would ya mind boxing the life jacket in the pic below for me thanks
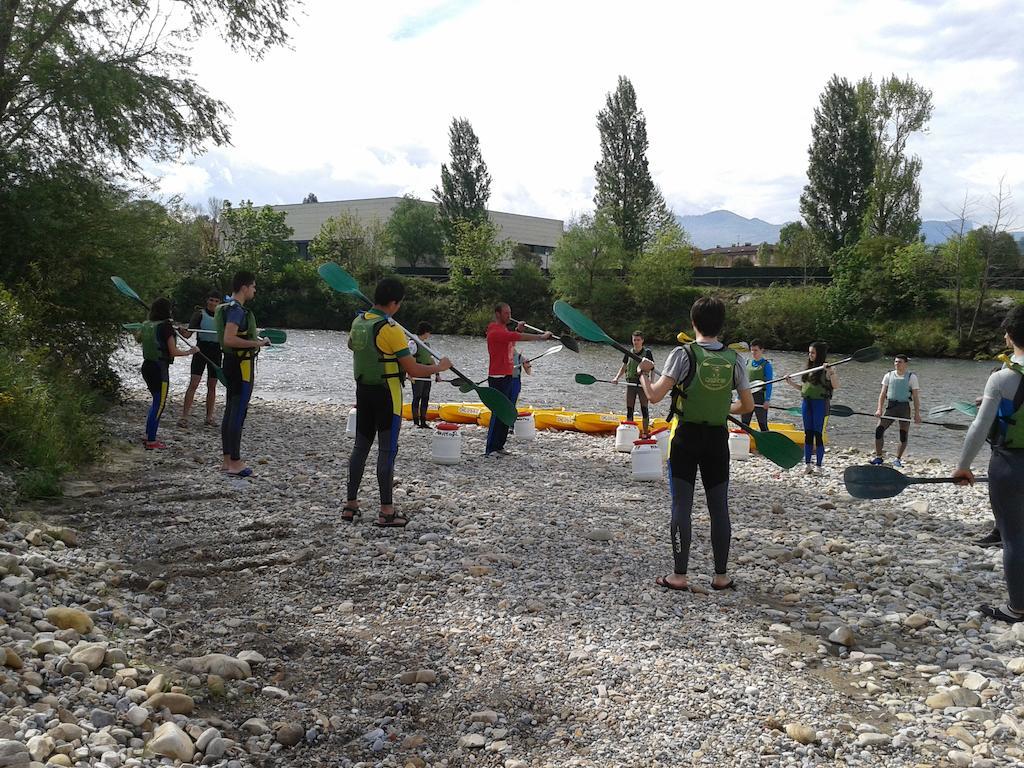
[414,341,433,366]
[669,344,737,427]
[988,360,1024,450]
[350,310,404,386]
[141,320,171,363]
[746,358,767,383]
[801,368,833,400]
[197,308,217,344]
[626,348,653,382]
[886,371,913,403]
[215,300,258,359]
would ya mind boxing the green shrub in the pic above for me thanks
[872,317,954,358]
[732,286,830,348]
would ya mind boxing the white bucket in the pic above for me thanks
[615,422,640,453]
[631,439,662,480]
[513,411,536,441]
[432,423,461,464]
[652,426,670,460]
[729,429,750,461]
[345,407,357,437]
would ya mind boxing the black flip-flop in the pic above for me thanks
[374,513,410,528]
[711,579,737,591]
[341,505,361,523]
[980,604,1024,623]
[655,574,694,592]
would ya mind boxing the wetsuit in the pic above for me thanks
[957,356,1024,615]
[663,342,750,577]
[624,348,654,433]
[801,370,832,467]
[346,309,410,506]
[742,357,773,431]
[485,321,524,455]
[188,308,222,380]
[409,338,433,426]
[141,320,174,441]
[219,302,256,462]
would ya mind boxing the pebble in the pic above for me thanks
[784,723,818,744]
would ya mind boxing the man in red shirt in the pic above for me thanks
[486,303,551,456]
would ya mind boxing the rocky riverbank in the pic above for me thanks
[4,396,1023,767]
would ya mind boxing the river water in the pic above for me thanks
[117,329,999,464]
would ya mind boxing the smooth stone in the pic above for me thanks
[459,734,486,749]
[261,686,289,699]
[204,737,227,759]
[175,653,251,681]
[195,728,220,752]
[146,722,194,761]
[903,613,930,629]
[584,528,613,541]
[828,625,856,647]
[68,641,107,670]
[785,723,818,744]
[856,732,891,747]
[144,692,195,715]
[125,706,148,727]
[470,710,499,725]
[1008,657,1024,675]
[26,735,54,762]
[276,723,304,747]
[44,607,93,634]
[236,650,265,665]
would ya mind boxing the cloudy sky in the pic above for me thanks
[157,0,1024,227]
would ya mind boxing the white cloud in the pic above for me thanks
[157,164,211,197]
[155,0,1024,225]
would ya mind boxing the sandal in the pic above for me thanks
[341,504,361,522]
[374,513,410,528]
[980,604,1024,623]
[655,574,694,592]
[711,579,737,591]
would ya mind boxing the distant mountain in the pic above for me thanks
[676,210,786,249]
[920,219,979,245]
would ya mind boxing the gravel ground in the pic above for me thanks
[4,395,1024,768]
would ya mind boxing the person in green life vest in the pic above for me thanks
[612,331,654,435]
[179,290,224,427]
[639,297,755,593]
[343,278,452,527]
[216,271,271,477]
[741,339,772,431]
[408,321,440,428]
[139,297,197,450]
[870,354,922,468]
[784,342,839,475]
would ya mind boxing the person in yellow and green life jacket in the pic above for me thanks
[784,342,839,475]
[741,339,773,431]
[138,298,197,450]
[407,321,441,428]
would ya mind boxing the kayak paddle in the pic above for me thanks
[575,373,625,386]
[450,345,564,392]
[511,317,579,353]
[110,277,228,385]
[318,263,518,428]
[844,465,988,500]
[552,300,803,469]
[187,327,287,344]
[750,346,882,392]
[758,403,967,430]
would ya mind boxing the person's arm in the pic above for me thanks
[611,362,626,383]
[181,311,201,339]
[523,359,532,375]
[164,325,196,357]
[399,355,451,378]
[640,372,676,404]
[875,376,888,417]
[224,322,270,350]
[828,366,839,392]
[955,373,1004,476]
[911,377,922,423]
[731,389,755,415]
[639,348,682,404]
[785,375,801,391]
[730,357,753,414]
[763,360,773,403]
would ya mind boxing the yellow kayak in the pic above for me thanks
[574,412,624,434]
[746,422,828,448]
[478,407,537,428]
[437,403,489,424]
[401,402,440,421]
[534,409,578,431]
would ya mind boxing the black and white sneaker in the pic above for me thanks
[975,528,1002,548]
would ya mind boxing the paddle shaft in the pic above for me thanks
[119,291,227,374]
[751,356,852,391]
[907,476,989,486]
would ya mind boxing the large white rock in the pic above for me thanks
[68,642,108,671]
[146,722,194,761]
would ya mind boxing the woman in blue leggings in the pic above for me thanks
[785,342,839,474]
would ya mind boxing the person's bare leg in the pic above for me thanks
[204,379,217,425]
[181,374,201,423]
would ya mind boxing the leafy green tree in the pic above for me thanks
[433,117,492,244]
[385,195,443,268]
[594,76,656,257]
[444,218,504,309]
[828,235,941,320]
[309,211,391,287]
[0,0,294,176]
[505,261,553,328]
[549,212,626,309]
[968,227,1021,273]
[629,225,695,320]
[891,240,945,314]
[799,75,875,254]
[219,200,295,274]
[302,192,319,203]
[860,75,933,242]
[774,221,827,281]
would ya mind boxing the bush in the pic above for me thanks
[871,317,952,358]
[732,286,830,348]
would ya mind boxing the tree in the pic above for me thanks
[0,0,294,177]
[303,193,319,204]
[219,200,295,276]
[937,191,981,343]
[629,224,694,311]
[967,178,1019,340]
[594,76,657,258]
[385,195,443,268]
[310,211,391,287]
[860,75,933,242]
[433,117,492,244]
[549,212,626,310]
[799,75,875,254]
[774,222,827,282]
[445,219,504,309]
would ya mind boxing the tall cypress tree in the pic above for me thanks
[594,76,656,258]
[799,75,875,254]
[433,117,492,245]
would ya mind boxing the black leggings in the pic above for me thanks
[347,383,401,506]
[221,354,254,461]
[141,360,169,441]
[668,422,731,575]
[411,380,431,425]
[742,389,768,431]
[626,383,650,431]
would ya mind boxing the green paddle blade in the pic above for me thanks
[843,465,911,499]
[851,346,882,363]
[747,428,804,469]
[111,276,145,306]
[575,373,598,385]
[552,300,614,344]
[259,329,287,344]
[318,262,371,304]
[953,400,978,417]
[477,385,518,427]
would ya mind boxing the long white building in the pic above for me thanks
[269,197,564,269]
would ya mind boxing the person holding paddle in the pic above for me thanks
[638,297,754,593]
[785,342,838,475]
[741,339,772,431]
[407,321,440,429]
[952,306,1024,623]
[179,290,224,428]
[216,271,271,477]
[485,303,551,457]
[343,278,451,527]
[611,330,654,435]
[138,298,198,449]
[870,354,921,468]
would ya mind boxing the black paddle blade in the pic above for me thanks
[852,346,883,363]
[844,465,909,499]
[559,334,580,353]
[827,404,855,417]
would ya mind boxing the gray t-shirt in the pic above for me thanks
[957,356,1024,470]
[661,341,750,393]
